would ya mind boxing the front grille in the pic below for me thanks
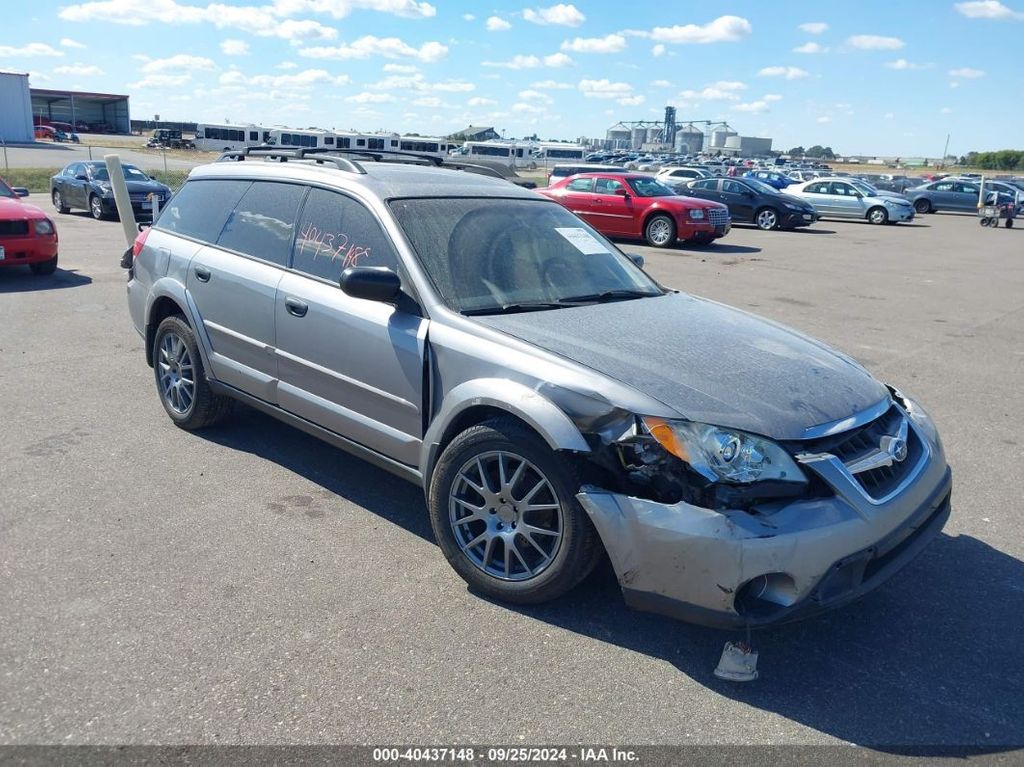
[0,220,29,236]
[707,208,730,226]
[798,404,920,500]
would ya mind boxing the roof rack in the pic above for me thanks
[217,146,367,174]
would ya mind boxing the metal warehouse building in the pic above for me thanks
[0,70,35,143]
[30,87,131,134]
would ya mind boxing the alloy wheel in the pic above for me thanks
[449,450,564,581]
[646,218,673,246]
[756,209,778,230]
[158,332,195,415]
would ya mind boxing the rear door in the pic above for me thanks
[558,177,597,220]
[953,182,980,210]
[720,179,754,222]
[179,179,307,403]
[800,181,834,215]
[684,178,720,203]
[274,187,427,466]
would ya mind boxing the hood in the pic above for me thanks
[663,196,727,211]
[873,191,910,203]
[0,197,47,219]
[123,179,169,194]
[474,292,887,440]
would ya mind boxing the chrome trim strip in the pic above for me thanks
[800,396,892,440]
[845,416,909,475]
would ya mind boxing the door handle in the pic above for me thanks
[193,265,211,282]
[285,297,308,317]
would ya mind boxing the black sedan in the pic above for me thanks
[50,161,172,221]
[673,177,818,230]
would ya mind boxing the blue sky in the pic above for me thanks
[3,0,1022,155]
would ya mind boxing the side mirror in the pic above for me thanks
[626,252,645,269]
[854,193,864,199]
[615,188,630,197]
[12,187,29,197]
[742,190,755,197]
[340,266,402,303]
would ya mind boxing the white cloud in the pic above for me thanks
[763,93,782,102]
[651,44,666,56]
[522,3,585,26]
[220,39,249,55]
[129,73,192,88]
[758,66,809,80]
[0,42,64,57]
[949,66,985,78]
[486,16,511,31]
[53,62,104,76]
[530,79,574,89]
[816,116,832,124]
[141,54,216,73]
[650,15,751,44]
[954,0,1024,19]
[679,80,748,100]
[578,78,633,98]
[467,96,496,106]
[430,80,474,92]
[793,42,827,54]
[299,36,448,62]
[846,35,905,50]
[543,52,573,67]
[512,101,546,114]
[732,100,770,113]
[798,22,828,34]
[518,88,553,104]
[885,58,930,70]
[412,96,443,107]
[940,106,953,114]
[276,61,298,69]
[884,112,894,119]
[617,94,645,106]
[60,38,86,49]
[219,68,350,90]
[345,91,395,103]
[950,80,960,88]
[383,63,418,73]
[560,33,626,53]
[650,79,673,87]
[484,52,572,69]
[462,12,474,20]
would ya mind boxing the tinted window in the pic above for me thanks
[566,178,595,192]
[805,182,829,194]
[934,182,954,192]
[291,188,398,282]
[155,179,251,243]
[693,179,718,190]
[722,180,745,194]
[955,182,978,194]
[216,182,306,266]
[831,183,857,196]
[595,178,624,194]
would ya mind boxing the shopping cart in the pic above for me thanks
[978,202,1016,228]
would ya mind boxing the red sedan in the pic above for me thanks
[538,172,731,248]
[0,178,59,275]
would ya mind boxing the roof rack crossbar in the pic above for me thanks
[298,146,445,167]
[216,146,367,174]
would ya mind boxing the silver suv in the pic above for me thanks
[124,149,951,627]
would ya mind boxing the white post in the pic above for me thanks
[104,154,138,246]
[979,174,985,209]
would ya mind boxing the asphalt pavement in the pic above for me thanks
[0,206,1021,751]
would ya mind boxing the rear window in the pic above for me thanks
[216,181,307,266]
[154,179,251,243]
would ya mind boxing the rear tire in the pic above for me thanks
[428,419,602,605]
[89,194,105,220]
[152,315,233,430]
[644,214,676,248]
[30,255,58,275]
[913,199,932,214]
[52,189,70,214]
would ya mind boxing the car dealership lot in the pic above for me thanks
[1,211,1022,748]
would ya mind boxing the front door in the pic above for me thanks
[721,179,755,222]
[830,182,868,218]
[274,187,427,467]
[590,176,636,235]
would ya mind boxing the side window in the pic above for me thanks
[216,182,307,266]
[831,183,852,196]
[956,182,978,194]
[595,178,623,194]
[291,188,399,283]
[566,178,595,192]
[695,179,718,190]
[934,182,954,192]
[155,179,251,242]
[805,182,827,194]
[722,180,744,194]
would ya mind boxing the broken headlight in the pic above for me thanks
[640,416,806,485]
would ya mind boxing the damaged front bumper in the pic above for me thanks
[576,417,951,628]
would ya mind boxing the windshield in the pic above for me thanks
[743,178,779,195]
[626,177,677,197]
[389,197,663,314]
[850,181,877,196]
[90,165,150,182]
[0,179,14,198]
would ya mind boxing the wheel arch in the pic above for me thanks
[421,379,591,492]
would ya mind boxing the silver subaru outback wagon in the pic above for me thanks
[124,152,951,628]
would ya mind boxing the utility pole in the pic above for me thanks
[941,133,950,169]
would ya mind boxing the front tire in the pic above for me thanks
[867,206,889,225]
[914,199,932,214]
[30,255,58,275]
[52,189,70,214]
[152,315,233,430]
[755,207,779,230]
[644,214,676,248]
[89,194,105,220]
[428,419,601,605]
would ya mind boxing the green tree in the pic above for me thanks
[788,146,805,156]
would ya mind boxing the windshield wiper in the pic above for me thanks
[557,289,660,305]
[461,301,568,316]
